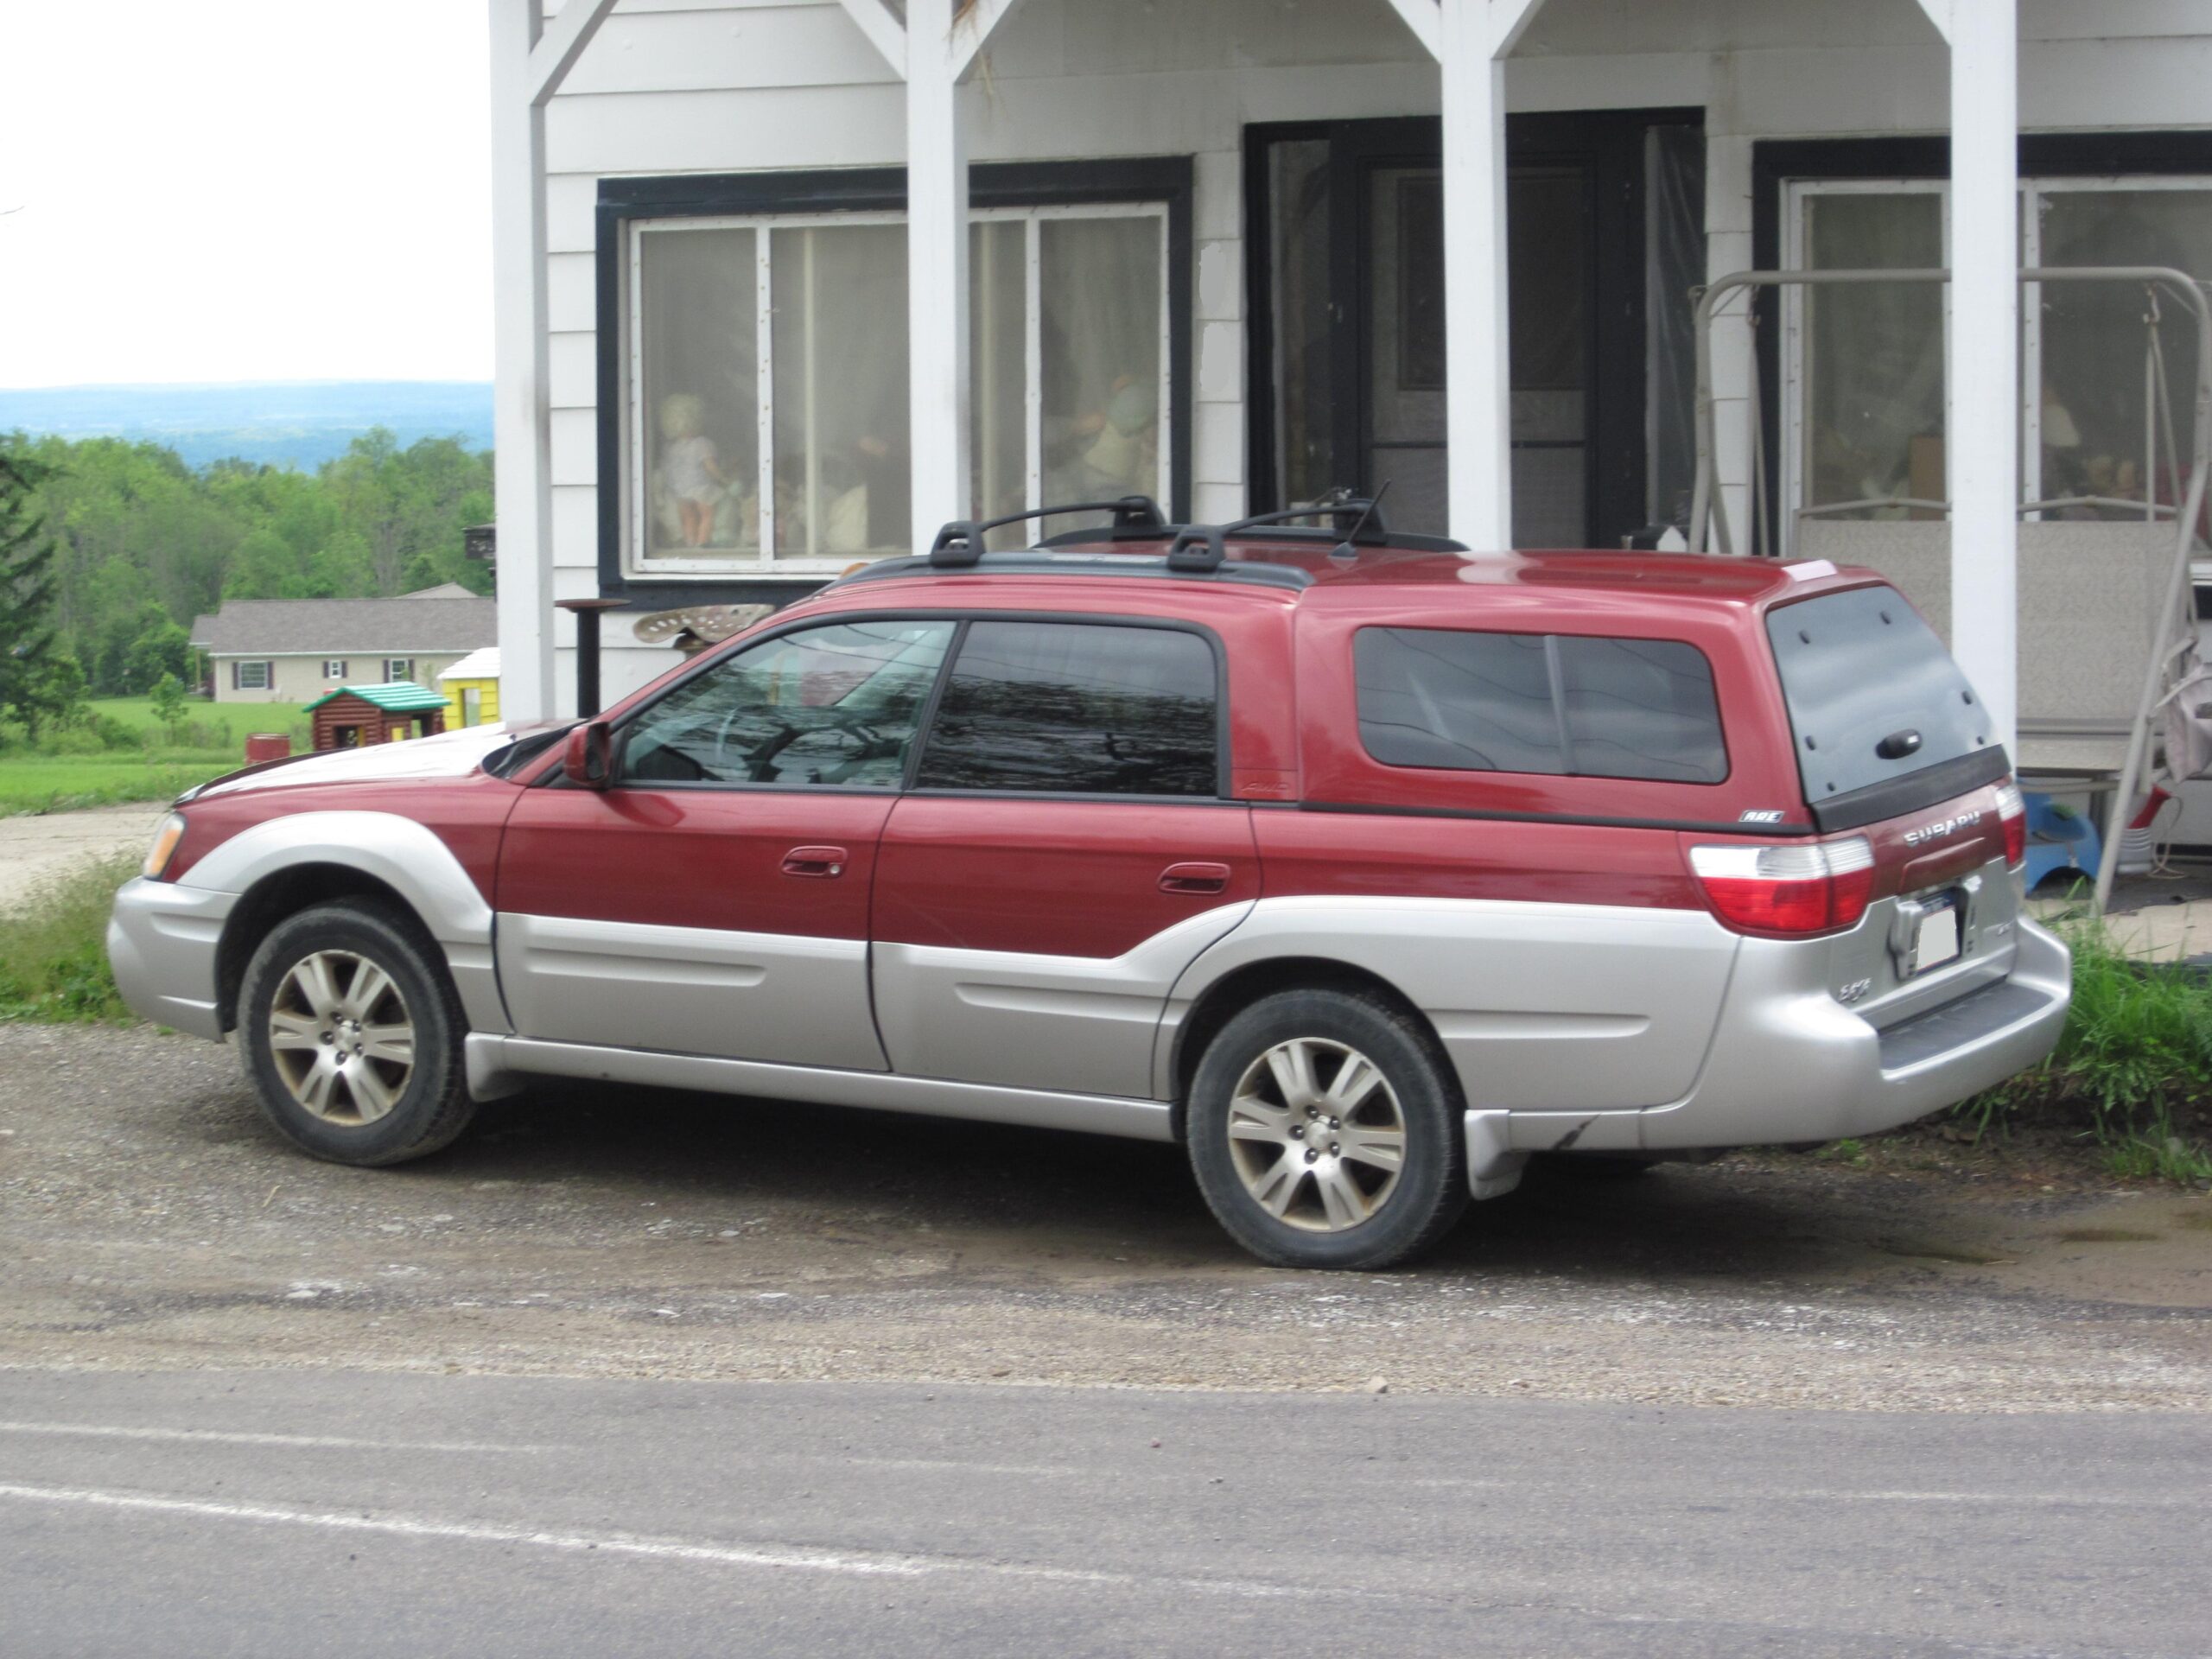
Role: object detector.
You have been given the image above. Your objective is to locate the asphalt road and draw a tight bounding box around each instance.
[0,1367,2202,1657]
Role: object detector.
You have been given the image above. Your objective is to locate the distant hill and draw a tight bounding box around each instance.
[0,381,495,471]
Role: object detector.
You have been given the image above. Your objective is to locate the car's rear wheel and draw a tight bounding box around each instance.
[237,900,476,1166]
[1186,988,1466,1269]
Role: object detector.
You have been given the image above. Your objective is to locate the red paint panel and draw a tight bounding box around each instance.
[1255,807,1706,911]
[874,796,1259,958]
[165,772,519,902]
[498,785,893,940]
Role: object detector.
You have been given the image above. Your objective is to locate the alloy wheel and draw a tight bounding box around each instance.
[1227,1037,1407,1233]
[265,950,416,1126]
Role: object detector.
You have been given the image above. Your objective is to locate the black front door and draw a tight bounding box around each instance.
[1248,111,1704,550]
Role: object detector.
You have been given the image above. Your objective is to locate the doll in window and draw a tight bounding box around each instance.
[658,393,728,548]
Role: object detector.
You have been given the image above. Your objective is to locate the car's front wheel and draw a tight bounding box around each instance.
[1186,988,1467,1269]
[237,900,476,1166]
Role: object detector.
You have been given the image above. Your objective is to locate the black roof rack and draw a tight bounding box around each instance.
[1164,499,1402,573]
[929,495,1166,569]
[836,550,1314,592]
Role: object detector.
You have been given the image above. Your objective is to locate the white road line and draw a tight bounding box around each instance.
[0,1421,543,1454]
[0,1481,1342,1600]
[1783,1487,2209,1510]
[844,1456,1083,1478]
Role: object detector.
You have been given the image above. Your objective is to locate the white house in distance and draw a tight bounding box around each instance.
[487,0,2212,799]
[190,586,497,704]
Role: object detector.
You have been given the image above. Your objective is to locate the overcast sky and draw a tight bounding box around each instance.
[0,0,492,389]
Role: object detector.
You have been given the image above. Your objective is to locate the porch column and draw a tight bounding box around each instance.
[1392,1,1546,552]
[487,0,555,721]
[1924,0,2021,756]
[487,0,615,721]
[906,0,972,551]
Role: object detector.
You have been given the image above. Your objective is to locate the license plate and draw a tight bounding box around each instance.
[1911,895,1961,975]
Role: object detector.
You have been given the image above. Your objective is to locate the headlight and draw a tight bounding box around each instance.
[143,812,188,880]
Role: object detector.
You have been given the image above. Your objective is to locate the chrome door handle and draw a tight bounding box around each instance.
[1159,861,1232,895]
[781,846,848,878]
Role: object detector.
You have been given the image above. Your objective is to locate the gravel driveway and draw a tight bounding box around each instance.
[5,1022,2209,1409]
[0,804,162,910]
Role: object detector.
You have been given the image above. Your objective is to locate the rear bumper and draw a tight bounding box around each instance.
[1502,916,2071,1157]
[106,875,234,1041]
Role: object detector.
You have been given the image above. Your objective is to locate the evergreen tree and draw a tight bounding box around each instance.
[0,447,80,741]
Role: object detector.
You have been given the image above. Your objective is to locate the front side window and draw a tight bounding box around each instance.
[385,658,415,683]
[620,620,955,789]
[234,660,271,691]
[913,620,1218,797]
[1355,626,1726,784]
[630,204,1169,572]
[322,659,347,679]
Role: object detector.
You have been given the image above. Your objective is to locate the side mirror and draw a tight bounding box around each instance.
[563,720,613,789]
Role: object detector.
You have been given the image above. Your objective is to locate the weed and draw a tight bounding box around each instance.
[1820,1138,1869,1165]
[0,854,139,1022]
[2102,1134,2212,1188]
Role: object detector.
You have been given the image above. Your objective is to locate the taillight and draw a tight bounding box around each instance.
[1995,778,2026,871]
[1688,836,1875,936]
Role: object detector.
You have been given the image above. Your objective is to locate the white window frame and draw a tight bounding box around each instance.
[234,659,272,691]
[625,202,1174,578]
[322,659,347,679]
[1781,174,2212,555]
[385,658,414,683]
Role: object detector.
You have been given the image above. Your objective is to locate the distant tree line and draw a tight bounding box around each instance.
[0,428,494,702]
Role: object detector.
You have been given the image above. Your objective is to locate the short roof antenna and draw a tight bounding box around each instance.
[1332,479,1392,560]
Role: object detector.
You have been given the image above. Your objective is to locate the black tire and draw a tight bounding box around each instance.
[236,899,477,1166]
[1186,988,1467,1270]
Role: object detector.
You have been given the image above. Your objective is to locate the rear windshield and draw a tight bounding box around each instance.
[1765,586,1993,804]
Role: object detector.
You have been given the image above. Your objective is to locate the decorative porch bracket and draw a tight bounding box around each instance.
[490,0,620,721]
[836,0,1031,550]
[1915,0,2021,757]
[1385,0,1548,553]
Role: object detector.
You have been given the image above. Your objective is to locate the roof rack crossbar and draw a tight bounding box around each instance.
[1164,498,1395,573]
[930,495,1166,568]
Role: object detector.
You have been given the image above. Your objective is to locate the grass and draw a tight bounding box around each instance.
[1955,921,2212,1188]
[86,696,304,745]
[0,753,239,817]
[0,853,140,1022]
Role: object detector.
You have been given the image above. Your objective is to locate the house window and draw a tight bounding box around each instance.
[626,204,1170,574]
[322,659,348,680]
[1783,175,2212,545]
[385,658,414,683]
[232,660,272,691]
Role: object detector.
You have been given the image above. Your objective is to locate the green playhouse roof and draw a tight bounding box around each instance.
[303,681,451,715]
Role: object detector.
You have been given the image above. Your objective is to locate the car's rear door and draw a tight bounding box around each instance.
[869,616,1259,1097]
[496,616,956,1069]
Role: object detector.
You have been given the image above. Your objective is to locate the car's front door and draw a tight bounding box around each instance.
[869,616,1259,1097]
[496,616,957,1070]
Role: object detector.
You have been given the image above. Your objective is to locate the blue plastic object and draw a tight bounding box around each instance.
[2021,791,2101,892]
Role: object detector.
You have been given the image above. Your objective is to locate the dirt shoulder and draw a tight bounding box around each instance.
[2,1022,2208,1411]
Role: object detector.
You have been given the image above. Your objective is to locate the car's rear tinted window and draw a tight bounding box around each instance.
[1354,627,1728,784]
[914,620,1219,796]
[1765,585,1993,804]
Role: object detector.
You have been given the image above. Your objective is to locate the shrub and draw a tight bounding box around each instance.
[0,853,138,1022]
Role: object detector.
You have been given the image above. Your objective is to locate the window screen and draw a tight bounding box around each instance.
[915,620,1218,796]
[1355,627,1726,784]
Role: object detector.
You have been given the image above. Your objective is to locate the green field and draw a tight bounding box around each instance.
[86,696,306,743]
[0,753,242,817]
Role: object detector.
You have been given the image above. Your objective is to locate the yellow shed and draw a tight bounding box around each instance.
[438,646,502,729]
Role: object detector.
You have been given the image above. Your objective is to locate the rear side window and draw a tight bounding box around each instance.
[914,620,1219,796]
[1354,627,1728,784]
[1765,586,1992,804]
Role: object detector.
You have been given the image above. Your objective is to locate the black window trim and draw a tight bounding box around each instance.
[595,157,1197,613]
[1351,621,1734,786]
[584,607,1232,803]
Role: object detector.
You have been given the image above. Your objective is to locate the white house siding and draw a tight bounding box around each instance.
[210,653,473,706]
[537,0,2212,710]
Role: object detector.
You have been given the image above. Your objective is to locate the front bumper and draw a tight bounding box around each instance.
[106,875,236,1040]
[1495,916,2071,1160]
